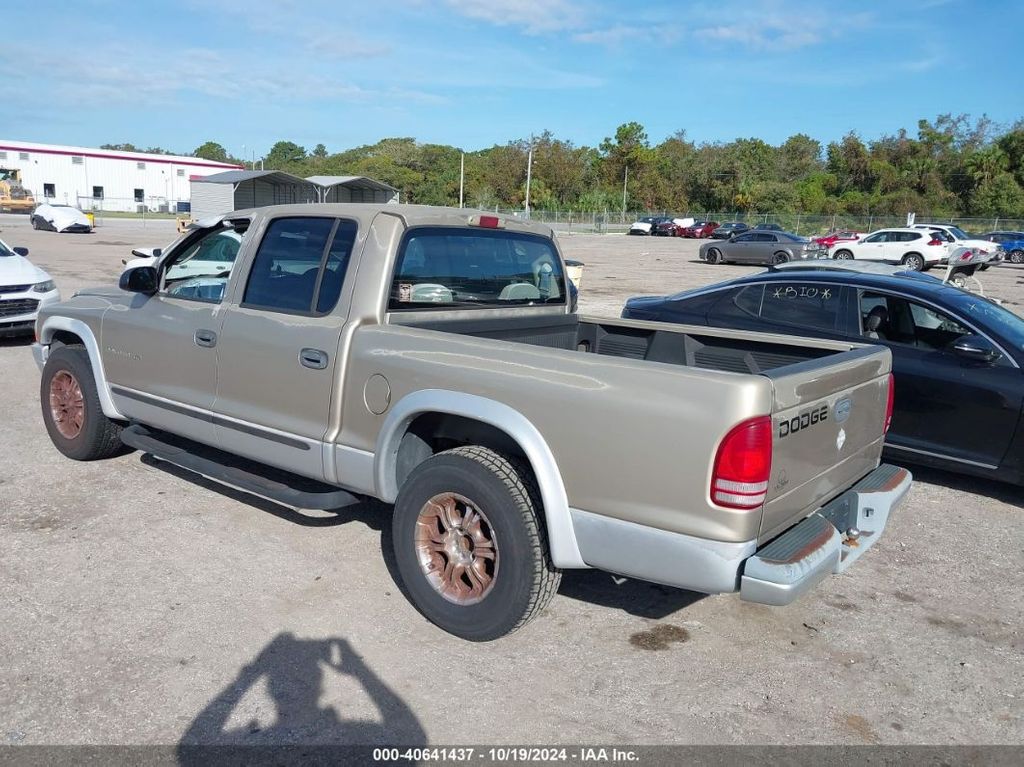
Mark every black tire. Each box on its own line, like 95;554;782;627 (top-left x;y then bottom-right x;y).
772;252;790;265
31;216;40;230
834;249;854;260
392;446;561;641
901;253;925;271
706;248;722;265
1010;249;1024;264
40;345;126;461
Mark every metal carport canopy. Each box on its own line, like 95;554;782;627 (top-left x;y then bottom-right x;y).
306;175;400;203
194;170;317;211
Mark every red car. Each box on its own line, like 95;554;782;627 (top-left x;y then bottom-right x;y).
679;220;719;238
814;230;861;248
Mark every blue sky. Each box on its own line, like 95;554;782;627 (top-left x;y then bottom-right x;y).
3;0;1021;157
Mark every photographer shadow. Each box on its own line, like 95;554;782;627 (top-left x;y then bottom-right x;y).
178;633;426;756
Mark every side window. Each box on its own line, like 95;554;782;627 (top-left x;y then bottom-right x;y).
760;283;844;332
734;233;756;242
242;217;355;315
859;291;969;349
862;232;886;243
709;285;765;321
163;226;247;303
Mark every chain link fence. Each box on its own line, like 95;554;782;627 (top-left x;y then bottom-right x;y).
495;209;1024;236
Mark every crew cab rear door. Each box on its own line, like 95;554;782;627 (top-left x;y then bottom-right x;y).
211;215;359;479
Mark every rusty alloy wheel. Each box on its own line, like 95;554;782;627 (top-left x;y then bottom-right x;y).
414;492;499;605
49;370;85;439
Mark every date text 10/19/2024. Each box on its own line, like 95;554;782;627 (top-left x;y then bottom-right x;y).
373;747;640;763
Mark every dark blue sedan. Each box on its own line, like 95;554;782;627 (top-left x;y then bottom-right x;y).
623;268;1024;484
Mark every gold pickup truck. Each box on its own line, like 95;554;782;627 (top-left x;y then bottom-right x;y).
33;204;911;641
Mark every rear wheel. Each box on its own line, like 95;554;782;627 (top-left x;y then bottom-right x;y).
771;252;790;265
1009;249;1024;264
392;446;560;641
901;253;925;271
40;345;126;461
834;249;854;260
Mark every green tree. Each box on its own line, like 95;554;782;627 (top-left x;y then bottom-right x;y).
193;141;230;163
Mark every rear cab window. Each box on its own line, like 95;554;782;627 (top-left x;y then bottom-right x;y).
389;227;566;310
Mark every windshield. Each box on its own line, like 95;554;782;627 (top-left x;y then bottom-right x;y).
0;238;15;257
778;232;803;242
947;292;1024;349
946;226;969;240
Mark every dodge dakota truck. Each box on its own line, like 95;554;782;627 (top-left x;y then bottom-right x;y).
33;204;911;641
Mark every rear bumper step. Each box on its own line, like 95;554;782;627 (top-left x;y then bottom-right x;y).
121;424;363;510
740;464;912;606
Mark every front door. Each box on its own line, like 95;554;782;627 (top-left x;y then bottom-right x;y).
855;231;889;261
212;215;359;479
853;290;1022;469
104;223;245;445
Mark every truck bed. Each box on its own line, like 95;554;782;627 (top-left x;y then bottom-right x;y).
396;312;846;375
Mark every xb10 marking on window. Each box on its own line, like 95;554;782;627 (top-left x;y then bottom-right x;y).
771;285;833;300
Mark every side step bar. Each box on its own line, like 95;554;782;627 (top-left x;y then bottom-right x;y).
121;424;364;510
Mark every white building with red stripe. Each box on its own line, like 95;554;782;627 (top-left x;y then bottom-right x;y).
0;140;242;213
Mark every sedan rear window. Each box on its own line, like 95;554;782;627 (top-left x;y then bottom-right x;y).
390;227;566;310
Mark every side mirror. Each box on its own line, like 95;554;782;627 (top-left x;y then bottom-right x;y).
13;246;28;256
949;335;1000;364
130;247;161;259
119;266;159;295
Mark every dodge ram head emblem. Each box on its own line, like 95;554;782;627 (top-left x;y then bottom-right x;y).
834;397;852;424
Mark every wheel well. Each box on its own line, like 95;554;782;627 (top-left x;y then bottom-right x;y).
902;251;922;260
49;330;85;348
396;412;531;493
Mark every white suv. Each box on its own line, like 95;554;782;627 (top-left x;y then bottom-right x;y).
911;223;1002;262
829;228;948;271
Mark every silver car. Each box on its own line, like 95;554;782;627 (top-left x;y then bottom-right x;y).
700;230;824;265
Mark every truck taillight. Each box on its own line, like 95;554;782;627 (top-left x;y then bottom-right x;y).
711;416;772;509
884;374;895;433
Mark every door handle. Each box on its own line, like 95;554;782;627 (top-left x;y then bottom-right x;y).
299;348;329;370
194;329;217;348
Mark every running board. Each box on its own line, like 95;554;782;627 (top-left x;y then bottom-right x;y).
121;424;364;510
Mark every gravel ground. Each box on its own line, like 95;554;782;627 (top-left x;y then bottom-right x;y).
0;214;1021;747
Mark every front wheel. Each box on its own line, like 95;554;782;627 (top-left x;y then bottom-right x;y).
31;216;40;230
392;446;561;641
901;253;925;271
705;248;722;265
834;250;854;260
40;345;126;460
1009;249;1024;264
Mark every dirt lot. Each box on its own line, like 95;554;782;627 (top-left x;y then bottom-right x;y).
1;214;1021;747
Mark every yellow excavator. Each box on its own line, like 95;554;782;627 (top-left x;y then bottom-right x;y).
0;168;36;213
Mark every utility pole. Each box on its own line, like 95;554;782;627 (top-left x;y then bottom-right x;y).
621;165;629;221
459;152;465;208
524;144;533;219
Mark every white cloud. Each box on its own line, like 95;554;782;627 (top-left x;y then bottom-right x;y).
442;0;586;33
692;3;874;51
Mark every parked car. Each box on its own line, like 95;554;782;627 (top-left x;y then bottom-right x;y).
651;216;684;236
700;230;825;265
30;203;93;233
710;221;750;239
33;203;909;640
814;230;861;249
679;221;719;238
830;228;948;271
623;267;1024;484
628;216;662;235
753;223;784;232
978;231;1024;264
0;238;60;337
910;223;1001;262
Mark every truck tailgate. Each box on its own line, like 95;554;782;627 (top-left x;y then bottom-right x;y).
760;345;891;541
